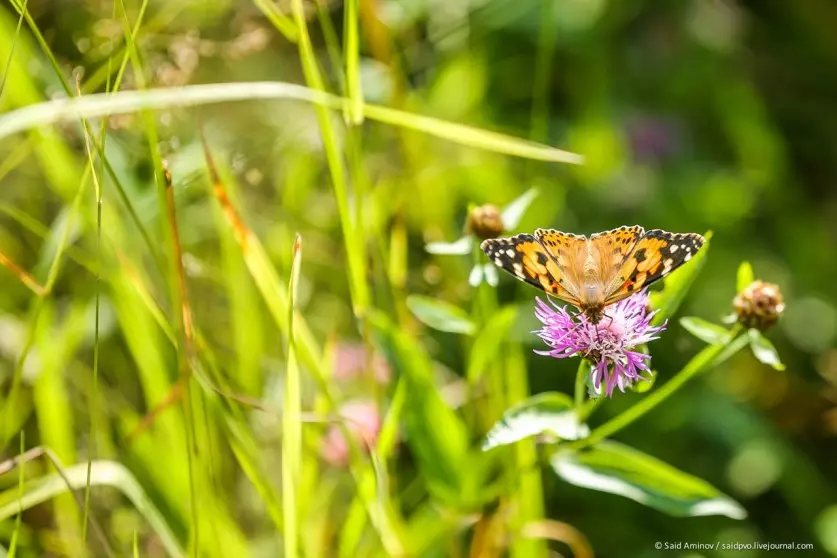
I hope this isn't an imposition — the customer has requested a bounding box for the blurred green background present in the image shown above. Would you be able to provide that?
[0,0,836,556]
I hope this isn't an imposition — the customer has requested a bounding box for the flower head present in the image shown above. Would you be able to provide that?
[467,204,505,240]
[533,289,666,397]
[733,280,784,331]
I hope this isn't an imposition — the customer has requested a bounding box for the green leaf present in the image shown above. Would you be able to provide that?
[425,235,473,255]
[406,295,476,335]
[500,187,539,230]
[710,333,751,368]
[680,317,731,345]
[467,306,520,383]
[649,231,712,326]
[483,392,589,450]
[737,261,755,293]
[748,329,786,370]
[550,441,747,519]
[368,311,469,499]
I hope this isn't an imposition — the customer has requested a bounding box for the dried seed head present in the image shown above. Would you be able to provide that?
[467,204,504,240]
[734,280,785,331]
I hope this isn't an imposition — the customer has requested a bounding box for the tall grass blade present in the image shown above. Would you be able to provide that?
[0,456,181,558]
[0,0,27,101]
[0,82,583,164]
[282,235,303,557]
[343,0,363,124]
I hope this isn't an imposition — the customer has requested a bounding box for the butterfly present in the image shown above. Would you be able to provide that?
[480,225,705,323]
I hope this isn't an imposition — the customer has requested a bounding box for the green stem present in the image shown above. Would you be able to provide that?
[573,360,588,412]
[578,325,743,449]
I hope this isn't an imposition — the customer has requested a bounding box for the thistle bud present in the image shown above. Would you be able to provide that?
[734,280,785,331]
[467,204,504,240]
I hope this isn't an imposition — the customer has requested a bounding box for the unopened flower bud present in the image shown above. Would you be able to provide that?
[734,280,785,331]
[467,204,504,240]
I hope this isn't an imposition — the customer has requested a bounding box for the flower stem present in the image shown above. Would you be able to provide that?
[574,360,588,411]
[577,325,743,448]
[577,392,606,422]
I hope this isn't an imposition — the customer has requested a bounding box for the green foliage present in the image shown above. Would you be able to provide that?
[482,392,587,450]
[406,295,476,335]
[680,316,732,345]
[737,261,755,293]
[550,441,746,519]
[0,0,830,556]
[748,329,786,371]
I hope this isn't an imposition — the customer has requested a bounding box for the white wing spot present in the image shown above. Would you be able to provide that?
[512,262,524,278]
[494,257,503,267]
[684,253,692,262]
[506,249,515,258]
[669,245,678,253]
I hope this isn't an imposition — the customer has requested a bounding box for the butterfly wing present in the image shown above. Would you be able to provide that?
[603,229,706,305]
[480,234,581,305]
[533,228,589,299]
[589,225,645,295]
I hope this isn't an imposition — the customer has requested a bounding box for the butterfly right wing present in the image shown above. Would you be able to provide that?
[480,234,581,305]
[603,229,707,305]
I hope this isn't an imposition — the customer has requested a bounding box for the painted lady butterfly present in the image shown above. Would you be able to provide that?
[480,226,705,323]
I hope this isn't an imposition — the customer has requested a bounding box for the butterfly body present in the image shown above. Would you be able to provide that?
[480,225,705,324]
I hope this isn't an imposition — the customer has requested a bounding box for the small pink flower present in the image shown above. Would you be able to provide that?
[332,343,391,383]
[321,400,382,467]
[533,289,666,397]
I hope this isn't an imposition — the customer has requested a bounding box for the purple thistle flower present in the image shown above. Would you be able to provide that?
[533,289,666,397]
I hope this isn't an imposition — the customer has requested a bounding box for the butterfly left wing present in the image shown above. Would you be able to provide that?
[603,229,706,305]
[480,234,581,305]
[589,225,645,294]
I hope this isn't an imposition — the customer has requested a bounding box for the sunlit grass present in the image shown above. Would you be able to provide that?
[0,0,816,556]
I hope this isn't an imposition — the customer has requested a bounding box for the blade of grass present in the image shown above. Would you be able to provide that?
[1,163,90,449]
[76,80,105,551]
[201,137,406,554]
[314,0,346,92]
[0,446,115,557]
[0,203,98,273]
[344,0,363,124]
[0,251,46,296]
[506,344,546,558]
[252,0,299,43]
[32,302,86,552]
[7,433,25,558]
[0,82,584,164]
[6,0,166,279]
[529,0,557,144]
[290,0,370,317]
[0,0,27,101]
[0,454,180,558]
[114,5,203,552]
[283,235,303,557]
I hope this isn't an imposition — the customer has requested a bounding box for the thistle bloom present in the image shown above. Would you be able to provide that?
[533,289,666,397]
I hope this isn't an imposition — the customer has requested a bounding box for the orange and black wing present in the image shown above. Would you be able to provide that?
[589,225,646,294]
[480,234,581,305]
[604,229,706,305]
